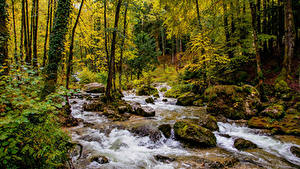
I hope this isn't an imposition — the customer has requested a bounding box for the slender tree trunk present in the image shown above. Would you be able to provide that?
[106,0,122,99]
[43,0,52,67]
[119,3,128,90]
[223,0,232,58]
[32,0,39,68]
[250,0,263,86]
[11,0,18,64]
[29,0,35,64]
[282,0,295,77]
[104,0,109,63]
[41,0,72,98]
[20,11,24,63]
[66,0,84,89]
[195,0,201,29]
[256,0,261,34]
[0,0,9,75]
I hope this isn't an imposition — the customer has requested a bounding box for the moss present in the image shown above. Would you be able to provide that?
[176,92,197,106]
[173,121,216,147]
[164,84,192,98]
[158,124,172,138]
[160,87,167,92]
[260,104,285,119]
[248,117,275,129]
[136,85,158,96]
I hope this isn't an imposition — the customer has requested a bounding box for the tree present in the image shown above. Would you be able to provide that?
[0,0,9,75]
[42,0,53,67]
[282,0,295,78]
[106,0,122,99]
[41,0,72,98]
[66,0,85,89]
[119,2,128,90]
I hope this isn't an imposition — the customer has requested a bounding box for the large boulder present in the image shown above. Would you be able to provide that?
[186,114,219,131]
[136,85,159,96]
[145,97,154,104]
[173,121,216,147]
[131,125,162,142]
[83,101,104,111]
[128,102,155,117]
[259,104,285,119]
[234,138,257,150]
[158,124,172,138]
[274,80,292,100]
[176,92,197,106]
[83,82,105,93]
[205,85,261,120]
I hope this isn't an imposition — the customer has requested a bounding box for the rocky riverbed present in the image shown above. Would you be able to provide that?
[68,83,300,169]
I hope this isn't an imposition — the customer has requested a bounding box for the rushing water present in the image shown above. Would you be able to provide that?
[69,83,300,169]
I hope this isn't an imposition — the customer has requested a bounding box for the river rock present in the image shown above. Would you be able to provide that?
[186,114,219,131]
[173,121,216,147]
[90,155,109,164]
[145,97,154,104]
[136,85,159,96]
[129,102,155,117]
[176,92,197,106]
[83,101,104,111]
[234,138,257,150]
[158,124,172,138]
[131,125,162,142]
[260,104,285,119]
[162,98,168,102]
[154,155,175,163]
[205,85,261,120]
[83,82,106,93]
[290,146,300,158]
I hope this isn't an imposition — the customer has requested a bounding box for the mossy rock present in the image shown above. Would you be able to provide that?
[145,97,154,104]
[248,117,275,129]
[234,138,257,151]
[186,115,219,131]
[193,99,204,106]
[260,104,285,119]
[176,92,197,106]
[158,124,172,138]
[160,87,167,92]
[173,121,216,147]
[274,80,292,100]
[204,85,260,120]
[136,85,158,96]
[164,84,192,98]
[290,146,300,158]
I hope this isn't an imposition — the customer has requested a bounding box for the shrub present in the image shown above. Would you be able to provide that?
[0,67,72,168]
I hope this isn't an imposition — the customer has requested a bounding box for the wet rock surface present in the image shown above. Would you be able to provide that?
[158,124,172,138]
[174,121,217,147]
[130,124,162,142]
[154,155,175,163]
[234,138,257,150]
[83,82,106,93]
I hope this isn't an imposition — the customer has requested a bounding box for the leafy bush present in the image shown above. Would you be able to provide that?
[164,84,193,98]
[78,68,107,85]
[0,67,72,168]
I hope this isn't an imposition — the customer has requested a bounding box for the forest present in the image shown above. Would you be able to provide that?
[0,0,300,168]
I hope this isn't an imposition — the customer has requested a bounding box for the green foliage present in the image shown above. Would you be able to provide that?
[0,67,72,168]
[78,68,107,85]
[164,83,193,98]
[127,31,160,78]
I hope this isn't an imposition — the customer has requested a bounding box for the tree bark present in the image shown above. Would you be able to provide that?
[66,0,84,89]
[11,0,18,64]
[195,0,201,29]
[282,0,295,77]
[250,0,263,86]
[43,0,52,67]
[223,0,232,58]
[0,0,9,75]
[32,0,39,69]
[104,0,109,63]
[119,2,128,90]
[106,0,122,99]
[41,0,72,98]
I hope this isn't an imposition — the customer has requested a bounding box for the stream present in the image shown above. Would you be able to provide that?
[69,84,300,169]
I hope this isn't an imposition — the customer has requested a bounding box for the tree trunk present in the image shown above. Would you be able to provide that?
[106,0,122,99]
[195,0,201,29]
[0,0,9,75]
[32,0,39,69]
[66,0,84,89]
[119,2,128,90]
[250,0,263,86]
[282,0,295,77]
[11,0,18,64]
[104,0,109,63]
[43,0,52,67]
[223,0,232,58]
[41,0,72,98]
